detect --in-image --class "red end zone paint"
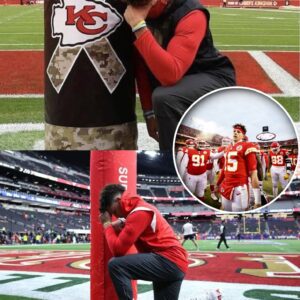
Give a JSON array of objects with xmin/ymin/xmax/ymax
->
[
  {"xmin": 0, "ymin": 51, "xmax": 44, "ymax": 94},
  {"xmin": 0, "ymin": 50, "xmax": 292, "ymax": 96},
  {"xmin": 186, "ymin": 252, "xmax": 300, "ymax": 287},
  {"xmin": 266, "ymin": 52, "xmax": 300, "ymax": 81},
  {"xmin": 0, "ymin": 251, "xmax": 89, "ymax": 275},
  {"xmin": 224, "ymin": 51, "xmax": 281, "ymax": 94}
]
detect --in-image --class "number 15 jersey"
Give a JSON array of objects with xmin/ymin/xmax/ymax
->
[{"xmin": 223, "ymin": 141, "xmax": 257, "ymax": 186}]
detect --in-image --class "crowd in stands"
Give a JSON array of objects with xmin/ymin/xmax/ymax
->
[
  {"xmin": 0, "ymin": 228, "xmax": 90, "ymax": 245},
  {"xmin": 0, "ymin": 205, "xmax": 89, "ymax": 235}
]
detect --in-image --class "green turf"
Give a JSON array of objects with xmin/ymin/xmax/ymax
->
[
  {"xmin": 0, "ymin": 296, "xmax": 41, "ymax": 300},
  {"xmin": 0, "ymin": 240, "xmax": 298, "ymax": 253},
  {"xmin": 0, "ymin": 5, "xmax": 43, "ymax": 50},
  {"xmin": 0, "ymin": 97, "xmax": 298, "ymax": 125},
  {"xmin": 209, "ymin": 8, "xmax": 300, "ymax": 51},
  {"xmin": 0, "ymin": 6, "xmax": 299, "ymax": 51},
  {"xmin": 0, "ymin": 98, "xmax": 43, "ymax": 123},
  {"xmin": 0, "ymin": 131, "xmax": 44, "ymax": 150},
  {"xmin": 275, "ymin": 97, "xmax": 300, "ymax": 122},
  {"xmin": 183, "ymin": 239, "xmax": 300, "ymax": 253}
]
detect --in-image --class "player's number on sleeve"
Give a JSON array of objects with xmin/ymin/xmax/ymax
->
[
  {"xmin": 225, "ymin": 151, "xmax": 238, "ymax": 172},
  {"xmin": 272, "ymin": 155, "xmax": 283, "ymax": 165},
  {"xmin": 192, "ymin": 154, "xmax": 205, "ymax": 167}
]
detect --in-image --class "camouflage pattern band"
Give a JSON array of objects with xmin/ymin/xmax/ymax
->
[{"xmin": 45, "ymin": 121, "xmax": 138, "ymax": 150}]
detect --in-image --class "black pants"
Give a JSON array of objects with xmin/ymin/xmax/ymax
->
[
  {"xmin": 108, "ymin": 253, "xmax": 185, "ymax": 300},
  {"xmin": 217, "ymin": 234, "xmax": 229, "ymax": 249},
  {"xmin": 152, "ymin": 70, "xmax": 236, "ymax": 150}
]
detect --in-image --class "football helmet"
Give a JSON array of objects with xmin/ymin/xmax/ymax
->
[
  {"xmin": 271, "ymin": 142, "xmax": 280, "ymax": 153},
  {"xmin": 185, "ymin": 138, "xmax": 196, "ymax": 148}
]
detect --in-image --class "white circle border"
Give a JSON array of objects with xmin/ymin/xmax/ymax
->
[{"xmin": 172, "ymin": 86, "xmax": 299, "ymax": 215}]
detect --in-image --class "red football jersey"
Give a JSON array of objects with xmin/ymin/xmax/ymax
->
[
  {"xmin": 206, "ymin": 158, "xmax": 213, "ymax": 170},
  {"xmin": 222, "ymin": 141, "xmax": 257, "ymax": 186},
  {"xmin": 217, "ymin": 146, "xmax": 226, "ymax": 170},
  {"xmin": 288, "ymin": 153, "xmax": 298, "ymax": 171},
  {"xmin": 270, "ymin": 149, "xmax": 288, "ymax": 167},
  {"xmin": 186, "ymin": 148, "xmax": 211, "ymax": 175}
]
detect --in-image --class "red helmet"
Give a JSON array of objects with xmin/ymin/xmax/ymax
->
[
  {"xmin": 271, "ymin": 142, "xmax": 280, "ymax": 153},
  {"xmin": 185, "ymin": 139, "xmax": 196, "ymax": 147}
]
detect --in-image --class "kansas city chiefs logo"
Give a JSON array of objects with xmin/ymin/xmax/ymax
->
[{"xmin": 52, "ymin": 0, "xmax": 123, "ymax": 47}]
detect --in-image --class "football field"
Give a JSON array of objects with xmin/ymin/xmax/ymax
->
[
  {"xmin": 0, "ymin": 240, "xmax": 299, "ymax": 299},
  {"xmin": 0, "ymin": 5, "xmax": 299, "ymax": 150}
]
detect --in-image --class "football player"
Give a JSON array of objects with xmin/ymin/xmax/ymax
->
[
  {"xmin": 269, "ymin": 142, "xmax": 291, "ymax": 197},
  {"xmin": 206, "ymin": 145, "xmax": 218, "ymax": 201},
  {"xmin": 176, "ymin": 138, "xmax": 196, "ymax": 178},
  {"xmin": 181, "ymin": 139, "xmax": 224, "ymax": 201},
  {"xmin": 217, "ymin": 137, "xmax": 232, "ymax": 172},
  {"xmin": 217, "ymin": 124, "xmax": 261, "ymax": 212},
  {"xmin": 288, "ymin": 148, "xmax": 298, "ymax": 172}
]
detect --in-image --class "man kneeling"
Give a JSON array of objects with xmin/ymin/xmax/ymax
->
[{"xmin": 100, "ymin": 184, "xmax": 188, "ymax": 299}]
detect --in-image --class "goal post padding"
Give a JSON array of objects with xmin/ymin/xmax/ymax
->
[{"xmin": 90, "ymin": 150, "xmax": 137, "ymax": 300}]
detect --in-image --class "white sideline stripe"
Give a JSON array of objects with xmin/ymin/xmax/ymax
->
[
  {"xmin": 0, "ymin": 123, "xmax": 44, "ymax": 134},
  {"xmin": 0, "ymin": 94, "xmax": 43, "ymax": 98},
  {"xmin": 0, "ymin": 123, "xmax": 159, "ymax": 150},
  {"xmin": 249, "ymin": 50, "xmax": 300, "ymax": 96}
]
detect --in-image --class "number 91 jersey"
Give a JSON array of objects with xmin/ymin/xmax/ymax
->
[
  {"xmin": 186, "ymin": 148, "xmax": 211, "ymax": 175},
  {"xmin": 223, "ymin": 141, "xmax": 257, "ymax": 186}
]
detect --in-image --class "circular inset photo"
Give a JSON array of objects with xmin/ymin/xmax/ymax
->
[{"xmin": 174, "ymin": 87, "xmax": 298, "ymax": 213}]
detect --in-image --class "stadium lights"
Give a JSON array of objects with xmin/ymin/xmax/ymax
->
[{"xmin": 144, "ymin": 151, "xmax": 159, "ymax": 158}]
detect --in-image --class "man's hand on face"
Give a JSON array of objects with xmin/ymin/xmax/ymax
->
[
  {"xmin": 100, "ymin": 211, "xmax": 111, "ymax": 226},
  {"xmin": 112, "ymin": 218, "xmax": 126, "ymax": 233},
  {"xmin": 124, "ymin": 2, "xmax": 153, "ymax": 28}
]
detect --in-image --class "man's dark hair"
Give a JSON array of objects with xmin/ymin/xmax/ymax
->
[
  {"xmin": 125, "ymin": 0, "xmax": 152, "ymax": 7},
  {"xmin": 100, "ymin": 184, "xmax": 125, "ymax": 213},
  {"xmin": 233, "ymin": 123, "xmax": 247, "ymax": 134}
]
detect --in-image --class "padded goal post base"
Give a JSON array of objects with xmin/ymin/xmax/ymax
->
[{"xmin": 90, "ymin": 151, "xmax": 137, "ymax": 300}]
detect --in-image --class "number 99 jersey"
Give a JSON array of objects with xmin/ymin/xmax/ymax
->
[{"xmin": 223, "ymin": 141, "xmax": 257, "ymax": 186}]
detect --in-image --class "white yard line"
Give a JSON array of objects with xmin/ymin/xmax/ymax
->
[
  {"xmin": 0, "ymin": 122, "xmax": 159, "ymax": 150},
  {"xmin": 249, "ymin": 50, "xmax": 300, "ymax": 97},
  {"xmin": 0, "ymin": 94, "xmax": 43, "ymax": 98},
  {"xmin": 0, "ymin": 123, "xmax": 44, "ymax": 134}
]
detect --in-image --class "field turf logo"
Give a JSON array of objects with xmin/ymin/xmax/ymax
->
[
  {"xmin": 52, "ymin": 0, "xmax": 123, "ymax": 47},
  {"xmin": 47, "ymin": 0, "xmax": 126, "ymax": 94}
]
